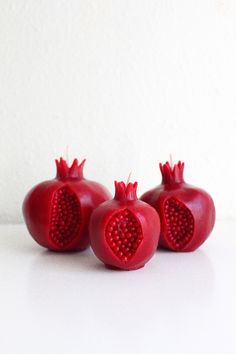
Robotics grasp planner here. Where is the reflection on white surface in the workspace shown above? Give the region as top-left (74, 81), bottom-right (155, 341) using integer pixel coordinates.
top-left (25, 243), bottom-right (215, 354)
top-left (0, 223), bottom-right (236, 354)
top-left (27, 247), bottom-right (215, 317)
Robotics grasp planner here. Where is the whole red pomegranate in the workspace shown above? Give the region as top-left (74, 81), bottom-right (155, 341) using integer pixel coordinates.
top-left (23, 158), bottom-right (111, 251)
top-left (141, 161), bottom-right (215, 252)
top-left (89, 181), bottom-right (160, 270)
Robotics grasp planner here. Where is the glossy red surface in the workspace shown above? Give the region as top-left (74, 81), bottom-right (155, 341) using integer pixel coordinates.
top-left (23, 158), bottom-right (111, 251)
top-left (89, 181), bottom-right (160, 270)
top-left (141, 161), bottom-right (215, 252)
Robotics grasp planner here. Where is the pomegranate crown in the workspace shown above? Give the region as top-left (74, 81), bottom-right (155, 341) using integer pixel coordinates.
top-left (159, 161), bottom-right (185, 184)
top-left (55, 157), bottom-right (86, 180)
top-left (114, 181), bottom-right (138, 201)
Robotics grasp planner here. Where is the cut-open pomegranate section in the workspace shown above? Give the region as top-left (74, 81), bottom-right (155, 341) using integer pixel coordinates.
top-left (90, 181), bottom-right (160, 270)
top-left (23, 157), bottom-right (111, 251)
top-left (49, 186), bottom-right (81, 247)
top-left (164, 197), bottom-right (194, 250)
top-left (105, 209), bottom-right (143, 262)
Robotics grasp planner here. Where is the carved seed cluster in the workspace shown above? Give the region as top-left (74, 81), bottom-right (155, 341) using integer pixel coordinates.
top-left (105, 209), bottom-right (143, 262)
top-left (164, 197), bottom-right (194, 250)
top-left (50, 186), bottom-right (81, 247)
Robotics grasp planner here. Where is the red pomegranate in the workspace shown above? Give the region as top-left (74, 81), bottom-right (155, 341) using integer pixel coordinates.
top-left (23, 158), bottom-right (111, 251)
top-left (89, 181), bottom-right (160, 270)
top-left (141, 161), bottom-right (215, 252)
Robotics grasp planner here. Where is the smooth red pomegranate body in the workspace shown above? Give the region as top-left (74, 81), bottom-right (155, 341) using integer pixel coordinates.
top-left (141, 161), bottom-right (215, 252)
top-left (23, 158), bottom-right (111, 251)
top-left (89, 181), bottom-right (160, 270)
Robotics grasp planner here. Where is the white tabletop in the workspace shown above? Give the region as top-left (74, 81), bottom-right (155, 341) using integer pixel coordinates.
top-left (0, 221), bottom-right (235, 354)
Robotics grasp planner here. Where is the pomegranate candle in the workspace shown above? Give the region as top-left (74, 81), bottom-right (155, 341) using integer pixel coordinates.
top-left (23, 157), bottom-right (111, 252)
top-left (89, 181), bottom-right (160, 270)
top-left (141, 161), bottom-right (215, 252)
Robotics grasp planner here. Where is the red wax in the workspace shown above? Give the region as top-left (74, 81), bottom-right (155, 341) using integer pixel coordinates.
top-left (23, 158), bottom-right (111, 252)
top-left (141, 161), bottom-right (215, 252)
top-left (89, 181), bottom-right (160, 270)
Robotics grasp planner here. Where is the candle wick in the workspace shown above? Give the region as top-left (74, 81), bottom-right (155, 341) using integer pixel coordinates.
top-left (169, 154), bottom-right (173, 169)
top-left (126, 171), bottom-right (132, 186)
top-left (66, 145), bottom-right (69, 165)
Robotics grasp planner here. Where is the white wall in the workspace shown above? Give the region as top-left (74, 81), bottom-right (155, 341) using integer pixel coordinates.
top-left (1, 0), bottom-right (236, 223)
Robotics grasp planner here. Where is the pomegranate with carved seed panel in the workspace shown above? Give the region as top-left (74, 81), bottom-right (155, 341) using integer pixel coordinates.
top-left (23, 158), bottom-right (111, 251)
top-left (141, 161), bottom-right (215, 252)
top-left (90, 181), bottom-right (160, 270)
